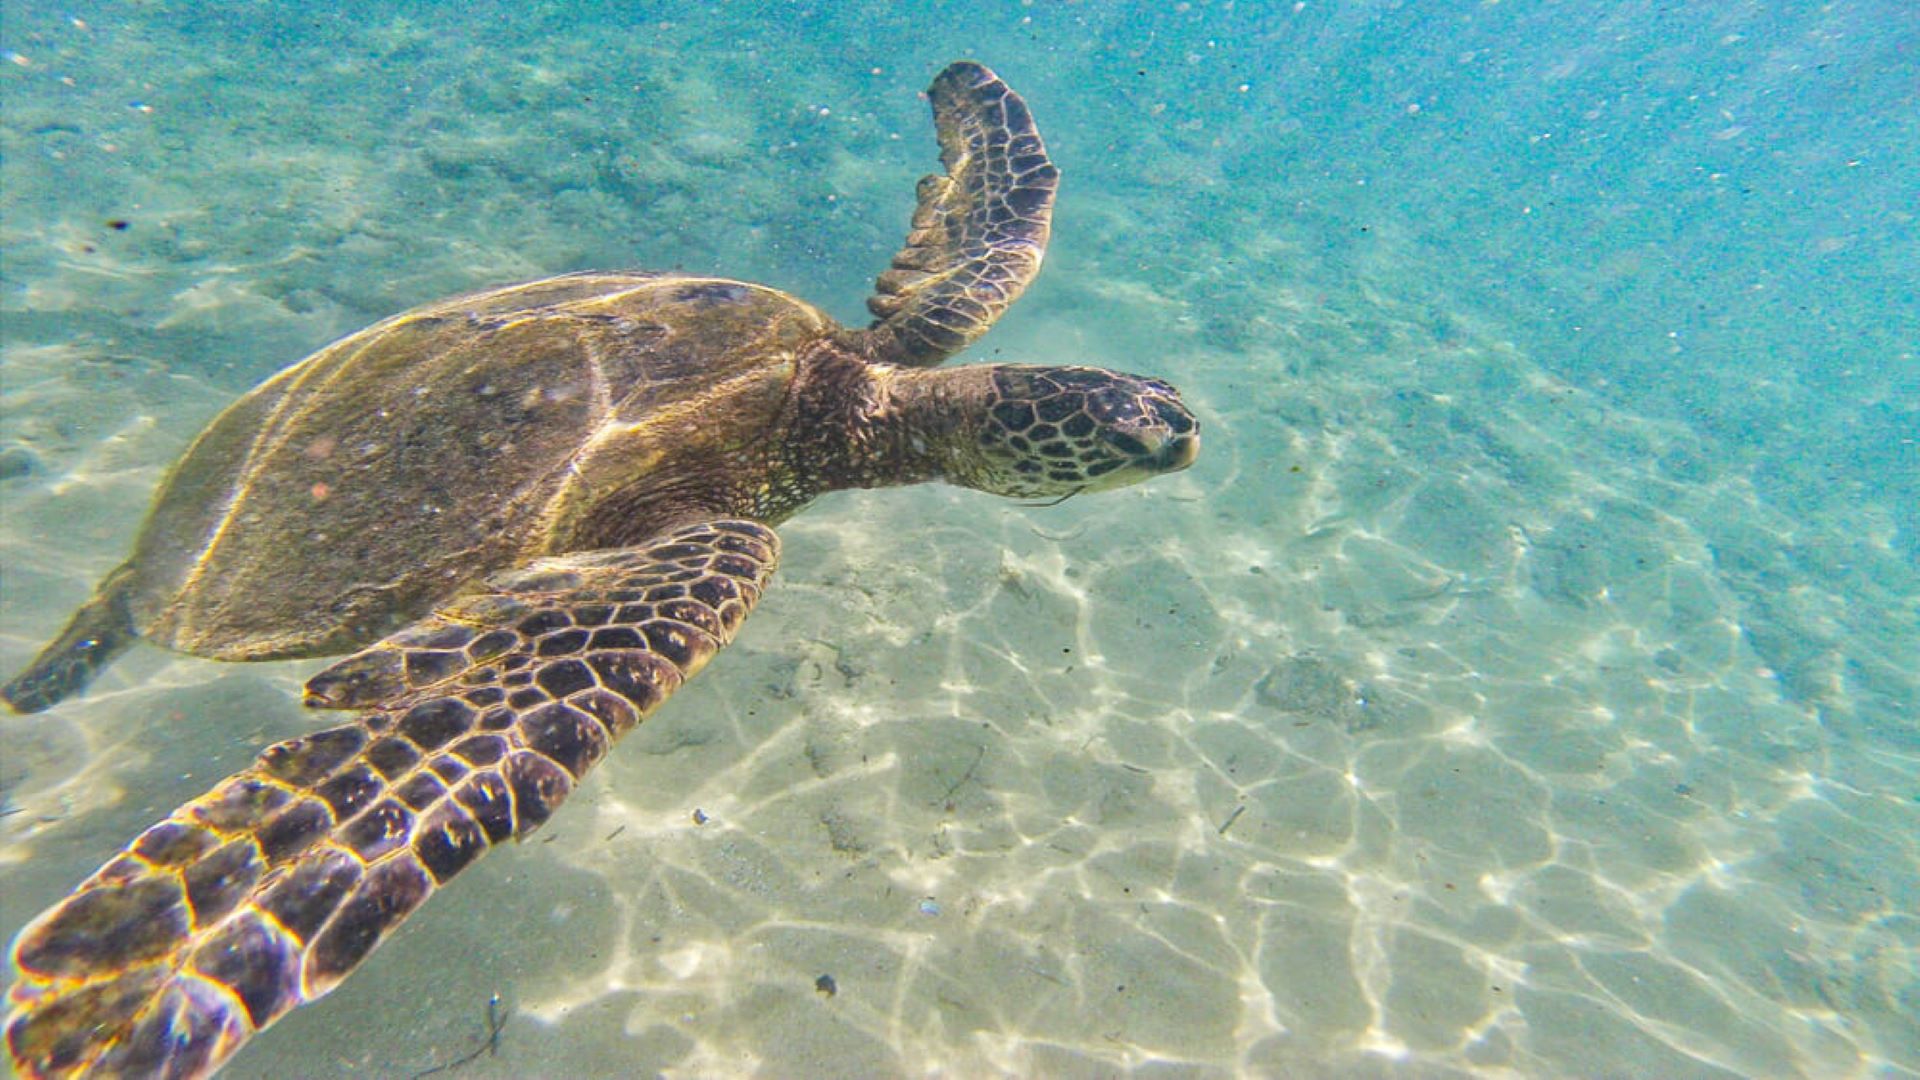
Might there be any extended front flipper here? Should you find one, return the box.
[4,520,778,1080]
[854,60,1059,367]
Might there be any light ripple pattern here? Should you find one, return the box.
[1,2,1915,1078]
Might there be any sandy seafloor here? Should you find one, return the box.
[1,3,1916,1078]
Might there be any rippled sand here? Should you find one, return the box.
[3,10,1916,1079]
[6,285,1915,1078]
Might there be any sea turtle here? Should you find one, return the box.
[1,61,1198,1078]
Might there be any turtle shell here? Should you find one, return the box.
[124,271,830,661]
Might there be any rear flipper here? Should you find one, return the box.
[3,520,778,1079]
[1,567,139,714]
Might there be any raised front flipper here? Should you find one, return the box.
[855,60,1058,368]
[4,520,778,1079]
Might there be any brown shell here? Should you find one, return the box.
[125,271,832,660]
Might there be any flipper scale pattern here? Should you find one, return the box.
[861,60,1058,367]
[5,520,778,1080]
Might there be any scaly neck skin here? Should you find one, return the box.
[780,344,990,502]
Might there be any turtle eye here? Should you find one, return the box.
[1101,430,1151,458]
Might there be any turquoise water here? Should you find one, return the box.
[1,2,1915,1077]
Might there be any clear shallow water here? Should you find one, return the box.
[1,2,1915,1077]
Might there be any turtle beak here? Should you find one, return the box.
[1115,425,1198,474]
[1129,389,1200,475]
[1158,430,1200,472]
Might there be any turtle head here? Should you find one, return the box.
[950,365,1199,499]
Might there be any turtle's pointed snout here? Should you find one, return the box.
[1133,384,1200,474]
[1160,431,1201,472]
